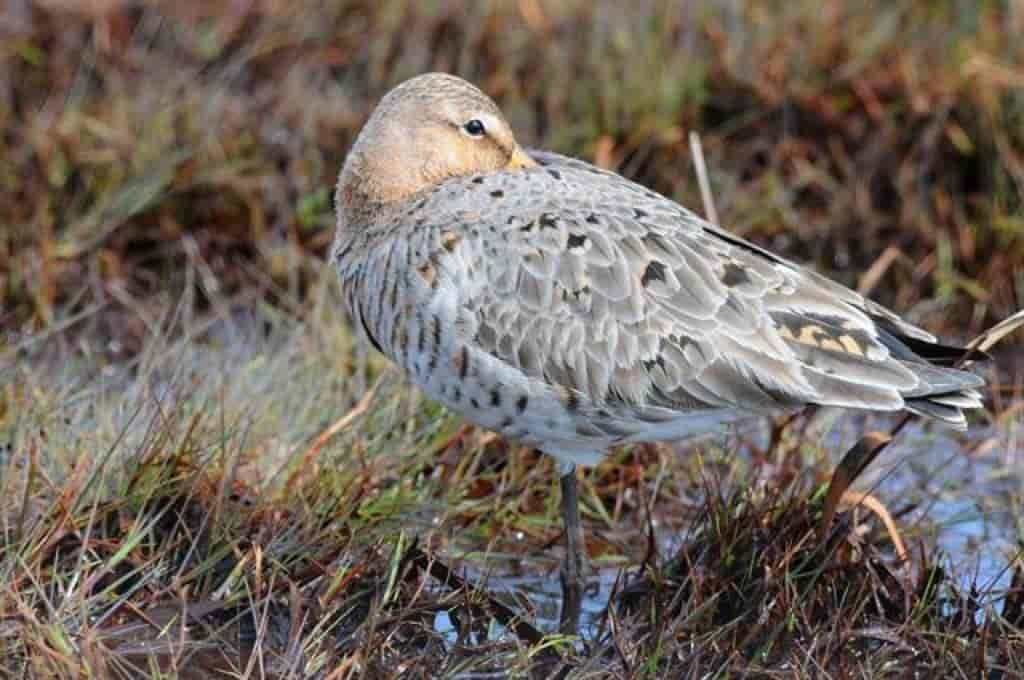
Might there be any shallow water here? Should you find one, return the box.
[434,413,1024,643]
[828,416,1022,593]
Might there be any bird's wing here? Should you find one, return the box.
[424,152,982,424]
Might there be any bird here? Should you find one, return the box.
[331,72,986,636]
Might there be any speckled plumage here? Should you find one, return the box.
[333,74,985,469]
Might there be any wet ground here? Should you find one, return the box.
[9,316,1021,675]
[433,413,1023,642]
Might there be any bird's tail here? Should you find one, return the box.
[875,324,987,429]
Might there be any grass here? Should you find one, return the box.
[5,283,1022,678]
[3,292,1022,677]
[3,1,1024,342]
[2,0,1024,677]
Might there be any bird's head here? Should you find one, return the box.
[336,73,534,230]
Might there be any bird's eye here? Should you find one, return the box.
[463,119,486,137]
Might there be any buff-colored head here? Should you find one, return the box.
[336,73,535,228]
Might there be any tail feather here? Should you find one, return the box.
[877,322,988,428]
[899,362,985,398]
[876,325,984,367]
[904,400,967,427]
[926,391,985,410]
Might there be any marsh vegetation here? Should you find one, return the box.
[2,1,1023,677]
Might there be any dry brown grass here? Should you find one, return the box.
[2,1,1023,677]
[3,1,1023,347]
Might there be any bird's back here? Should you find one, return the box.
[335,150,984,464]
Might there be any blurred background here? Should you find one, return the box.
[3,0,1023,352]
[3,3,1024,675]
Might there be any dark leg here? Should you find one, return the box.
[558,465,584,636]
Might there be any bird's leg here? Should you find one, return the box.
[558,463,584,636]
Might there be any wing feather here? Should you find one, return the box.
[408,150,983,430]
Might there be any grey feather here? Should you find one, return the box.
[336,145,987,462]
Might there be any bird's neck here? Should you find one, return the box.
[335,143,429,236]
[335,161,376,234]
